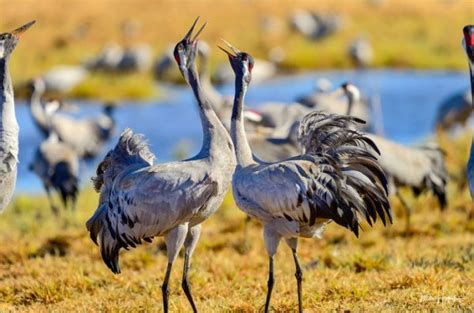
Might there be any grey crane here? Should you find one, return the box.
[348,36,374,69]
[289,10,343,41]
[86,19,235,313]
[30,101,79,215]
[463,25,474,197]
[219,41,391,313]
[0,21,35,213]
[44,100,116,160]
[341,83,448,231]
[84,42,124,71]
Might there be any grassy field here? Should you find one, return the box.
[0,133,473,312]
[1,0,472,99]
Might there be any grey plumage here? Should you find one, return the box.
[220,42,390,312]
[341,83,448,210]
[434,89,472,131]
[87,19,235,313]
[0,21,35,213]
[365,134,447,209]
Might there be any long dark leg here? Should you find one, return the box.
[181,225,201,312]
[396,190,412,232]
[182,251,197,312]
[44,184,59,216]
[292,250,303,313]
[264,256,275,313]
[163,224,188,313]
[162,262,173,313]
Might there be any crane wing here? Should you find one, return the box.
[86,161,218,273]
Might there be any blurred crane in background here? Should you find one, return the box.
[342,83,448,231]
[30,101,79,215]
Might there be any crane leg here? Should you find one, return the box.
[44,184,59,216]
[293,251,303,313]
[162,262,173,313]
[396,190,412,233]
[181,225,201,313]
[264,256,275,313]
[263,226,281,313]
[162,224,188,313]
[286,238,303,313]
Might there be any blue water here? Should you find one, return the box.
[15,69,469,194]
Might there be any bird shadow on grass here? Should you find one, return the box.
[28,235,71,258]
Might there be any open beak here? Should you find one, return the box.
[183,17,206,43]
[217,39,240,59]
[11,20,36,39]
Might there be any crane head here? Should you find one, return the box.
[340,82,361,102]
[0,21,35,59]
[174,17,206,82]
[463,25,474,66]
[218,39,254,85]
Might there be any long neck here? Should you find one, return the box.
[470,64,474,107]
[0,58,17,132]
[345,95,354,116]
[187,63,229,157]
[231,78,254,166]
[29,86,48,132]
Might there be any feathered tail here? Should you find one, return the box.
[298,111,392,236]
[86,203,122,274]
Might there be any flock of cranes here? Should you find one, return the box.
[0,17,473,312]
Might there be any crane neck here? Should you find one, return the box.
[470,64,474,108]
[0,58,18,133]
[29,85,48,134]
[345,94,354,116]
[231,77,255,167]
[186,63,230,158]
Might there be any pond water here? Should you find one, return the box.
[14,69,470,194]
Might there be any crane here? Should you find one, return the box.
[86,18,235,313]
[463,25,474,197]
[30,100,79,215]
[341,82,448,231]
[219,41,391,313]
[0,21,35,213]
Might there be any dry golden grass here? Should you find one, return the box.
[0,133,473,312]
[1,0,472,99]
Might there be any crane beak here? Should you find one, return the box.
[217,39,240,58]
[183,17,206,43]
[11,20,36,39]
